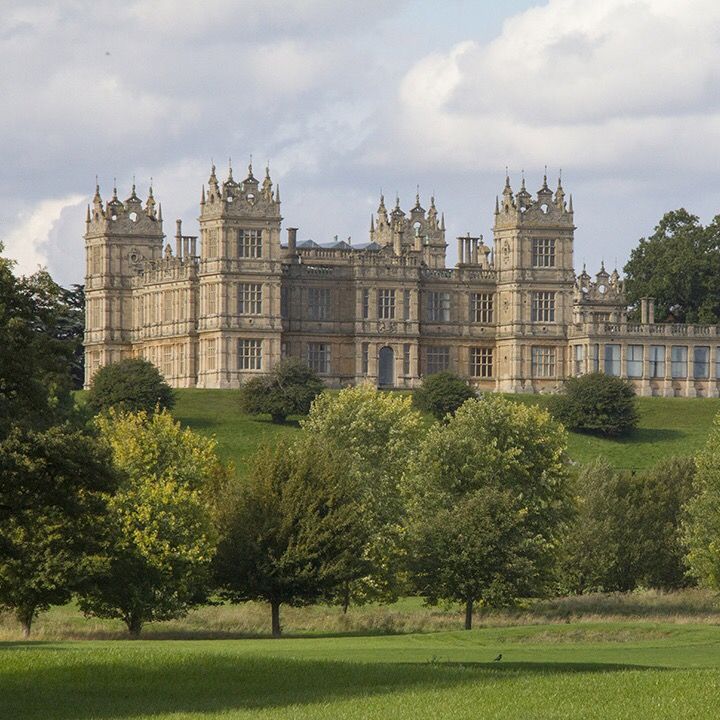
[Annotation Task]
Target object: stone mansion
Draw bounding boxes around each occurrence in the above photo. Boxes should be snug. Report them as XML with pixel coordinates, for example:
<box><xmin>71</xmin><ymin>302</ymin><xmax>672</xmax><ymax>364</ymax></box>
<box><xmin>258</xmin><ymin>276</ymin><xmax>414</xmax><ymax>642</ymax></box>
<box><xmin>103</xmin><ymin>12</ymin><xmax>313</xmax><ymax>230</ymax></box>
<box><xmin>84</xmin><ymin>163</ymin><xmax>720</xmax><ymax>397</ymax></box>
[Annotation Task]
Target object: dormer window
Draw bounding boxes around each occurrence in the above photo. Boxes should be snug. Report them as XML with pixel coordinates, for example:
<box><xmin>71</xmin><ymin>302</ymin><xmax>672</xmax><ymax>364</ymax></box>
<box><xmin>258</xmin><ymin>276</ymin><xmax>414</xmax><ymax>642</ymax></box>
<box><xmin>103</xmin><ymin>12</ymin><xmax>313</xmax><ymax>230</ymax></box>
<box><xmin>532</xmin><ymin>238</ymin><xmax>555</xmax><ymax>267</ymax></box>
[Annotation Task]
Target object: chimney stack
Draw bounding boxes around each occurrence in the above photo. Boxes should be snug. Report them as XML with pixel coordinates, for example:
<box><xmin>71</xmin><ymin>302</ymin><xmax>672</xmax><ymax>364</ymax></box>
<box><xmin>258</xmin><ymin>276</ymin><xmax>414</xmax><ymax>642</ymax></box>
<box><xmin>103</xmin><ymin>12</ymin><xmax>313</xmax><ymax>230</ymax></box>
<box><xmin>175</xmin><ymin>219</ymin><xmax>183</xmax><ymax>258</ymax></box>
<box><xmin>287</xmin><ymin>227</ymin><xmax>297</xmax><ymax>253</ymax></box>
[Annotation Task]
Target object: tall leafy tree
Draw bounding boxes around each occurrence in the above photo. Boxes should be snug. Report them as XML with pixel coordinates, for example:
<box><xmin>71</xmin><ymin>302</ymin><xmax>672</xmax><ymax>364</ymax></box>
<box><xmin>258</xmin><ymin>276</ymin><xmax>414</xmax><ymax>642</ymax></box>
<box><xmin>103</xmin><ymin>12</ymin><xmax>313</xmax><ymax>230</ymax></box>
<box><xmin>684</xmin><ymin>415</ymin><xmax>720</xmax><ymax>589</ymax></box>
<box><xmin>624</xmin><ymin>210</ymin><xmax>720</xmax><ymax>323</ymax></box>
<box><xmin>79</xmin><ymin>410</ymin><xmax>228</xmax><ymax>635</ymax></box>
<box><xmin>300</xmin><ymin>385</ymin><xmax>424</xmax><ymax>610</ymax></box>
<box><xmin>412</xmin><ymin>371</ymin><xmax>476</xmax><ymax>421</ymax></box>
<box><xmin>404</xmin><ymin>395</ymin><xmax>573</xmax><ymax>629</ymax></box>
<box><xmin>562</xmin><ymin>456</ymin><xmax>697</xmax><ymax>593</ymax></box>
<box><xmin>0</xmin><ymin>426</ymin><xmax>117</xmax><ymax>635</ymax></box>
<box><xmin>213</xmin><ymin>438</ymin><xmax>370</xmax><ymax>637</ymax></box>
<box><xmin>0</xmin><ymin>246</ymin><xmax>77</xmax><ymax>437</ymax></box>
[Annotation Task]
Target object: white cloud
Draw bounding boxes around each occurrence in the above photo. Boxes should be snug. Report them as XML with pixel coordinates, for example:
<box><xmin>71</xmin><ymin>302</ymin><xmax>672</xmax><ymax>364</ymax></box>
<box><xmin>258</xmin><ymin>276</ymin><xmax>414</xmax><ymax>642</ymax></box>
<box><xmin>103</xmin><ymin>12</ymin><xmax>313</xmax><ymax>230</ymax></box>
<box><xmin>394</xmin><ymin>0</ymin><xmax>720</xmax><ymax>172</ymax></box>
<box><xmin>4</xmin><ymin>196</ymin><xmax>84</xmax><ymax>277</ymax></box>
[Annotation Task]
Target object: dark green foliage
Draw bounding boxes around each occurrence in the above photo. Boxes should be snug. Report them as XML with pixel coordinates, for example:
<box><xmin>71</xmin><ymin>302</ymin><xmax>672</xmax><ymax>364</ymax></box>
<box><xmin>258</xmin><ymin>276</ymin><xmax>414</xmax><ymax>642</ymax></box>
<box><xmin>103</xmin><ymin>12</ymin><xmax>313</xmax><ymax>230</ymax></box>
<box><xmin>624</xmin><ymin>209</ymin><xmax>720</xmax><ymax>323</ymax></box>
<box><xmin>551</xmin><ymin>372</ymin><xmax>639</xmax><ymax>437</ymax></box>
<box><xmin>0</xmin><ymin>250</ymin><xmax>77</xmax><ymax>438</ymax></box>
<box><xmin>0</xmin><ymin>426</ymin><xmax>117</xmax><ymax>635</ymax></box>
<box><xmin>561</xmin><ymin>457</ymin><xmax>697</xmax><ymax>593</ymax></box>
<box><xmin>86</xmin><ymin>358</ymin><xmax>175</xmax><ymax>416</ymax></box>
<box><xmin>213</xmin><ymin>439</ymin><xmax>371</xmax><ymax>636</ymax></box>
<box><xmin>407</xmin><ymin>489</ymin><xmax>531</xmax><ymax>628</ymax></box>
<box><xmin>412</xmin><ymin>371</ymin><xmax>476</xmax><ymax>420</ymax></box>
<box><xmin>405</xmin><ymin>396</ymin><xmax>573</xmax><ymax>628</ymax></box>
<box><xmin>239</xmin><ymin>358</ymin><xmax>324</xmax><ymax>424</ymax></box>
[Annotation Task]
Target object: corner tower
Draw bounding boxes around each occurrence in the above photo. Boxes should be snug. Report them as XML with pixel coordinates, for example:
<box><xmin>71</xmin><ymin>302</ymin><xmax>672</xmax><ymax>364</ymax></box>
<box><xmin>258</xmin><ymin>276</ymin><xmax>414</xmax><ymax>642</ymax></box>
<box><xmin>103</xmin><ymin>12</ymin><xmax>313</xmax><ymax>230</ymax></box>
<box><xmin>84</xmin><ymin>182</ymin><xmax>164</xmax><ymax>386</ymax></box>
<box><xmin>493</xmin><ymin>172</ymin><xmax>575</xmax><ymax>391</ymax></box>
<box><xmin>196</xmin><ymin>161</ymin><xmax>283</xmax><ymax>387</ymax></box>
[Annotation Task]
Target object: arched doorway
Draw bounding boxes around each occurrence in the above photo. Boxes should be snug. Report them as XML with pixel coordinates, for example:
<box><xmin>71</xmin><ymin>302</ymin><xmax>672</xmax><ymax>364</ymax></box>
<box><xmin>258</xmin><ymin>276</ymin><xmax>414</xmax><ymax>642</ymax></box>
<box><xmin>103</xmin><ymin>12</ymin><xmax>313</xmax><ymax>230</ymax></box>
<box><xmin>378</xmin><ymin>346</ymin><xmax>395</xmax><ymax>388</ymax></box>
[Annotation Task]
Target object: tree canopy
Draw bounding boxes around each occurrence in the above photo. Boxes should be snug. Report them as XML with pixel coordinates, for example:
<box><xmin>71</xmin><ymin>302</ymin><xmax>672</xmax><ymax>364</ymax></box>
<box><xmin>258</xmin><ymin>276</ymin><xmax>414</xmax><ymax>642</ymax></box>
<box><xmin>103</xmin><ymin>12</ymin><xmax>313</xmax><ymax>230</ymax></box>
<box><xmin>86</xmin><ymin>358</ymin><xmax>175</xmax><ymax>416</ymax></box>
<box><xmin>239</xmin><ymin>358</ymin><xmax>324</xmax><ymax>424</ymax></box>
<box><xmin>551</xmin><ymin>372</ymin><xmax>639</xmax><ymax>438</ymax></box>
<box><xmin>412</xmin><ymin>371</ymin><xmax>476</xmax><ymax>421</ymax></box>
<box><xmin>79</xmin><ymin>410</ymin><xmax>227</xmax><ymax>635</ymax></box>
<box><xmin>213</xmin><ymin>438</ymin><xmax>370</xmax><ymax>636</ymax></box>
<box><xmin>300</xmin><ymin>385</ymin><xmax>424</xmax><ymax>608</ymax></box>
<box><xmin>624</xmin><ymin>209</ymin><xmax>720</xmax><ymax>323</ymax></box>
<box><xmin>404</xmin><ymin>395</ymin><xmax>573</xmax><ymax>628</ymax></box>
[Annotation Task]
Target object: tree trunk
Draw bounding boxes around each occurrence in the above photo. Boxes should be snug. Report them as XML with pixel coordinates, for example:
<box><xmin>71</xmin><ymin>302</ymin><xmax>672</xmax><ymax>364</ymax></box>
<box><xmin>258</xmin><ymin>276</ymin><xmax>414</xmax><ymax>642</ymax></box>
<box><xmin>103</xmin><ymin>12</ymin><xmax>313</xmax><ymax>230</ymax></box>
<box><xmin>271</xmin><ymin>600</ymin><xmax>281</xmax><ymax>638</ymax></box>
<box><xmin>17</xmin><ymin>605</ymin><xmax>35</xmax><ymax>638</ymax></box>
<box><xmin>464</xmin><ymin>599</ymin><xmax>473</xmax><ymax>631</ymax></box>
<box><xmin>126</xmin><ymin>613</ymin><xmax>143</xmax><ymax>638</ymax></box>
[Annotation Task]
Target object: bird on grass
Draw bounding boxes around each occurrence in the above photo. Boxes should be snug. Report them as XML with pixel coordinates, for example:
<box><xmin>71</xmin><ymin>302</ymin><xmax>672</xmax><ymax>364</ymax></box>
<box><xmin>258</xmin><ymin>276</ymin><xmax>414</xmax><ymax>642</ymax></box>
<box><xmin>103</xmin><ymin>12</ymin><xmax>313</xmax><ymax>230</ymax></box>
<box><xmin>492</xmin><ymin>653</ymin><xmax>502</xmax><ymax>662</ymax></box>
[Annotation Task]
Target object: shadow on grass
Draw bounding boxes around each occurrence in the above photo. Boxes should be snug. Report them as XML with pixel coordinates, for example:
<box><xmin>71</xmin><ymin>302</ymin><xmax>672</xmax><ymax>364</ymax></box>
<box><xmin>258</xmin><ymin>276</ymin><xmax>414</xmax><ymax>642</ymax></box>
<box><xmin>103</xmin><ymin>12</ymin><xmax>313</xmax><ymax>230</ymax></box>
<box><xmin>0</xmin><ymin>653</ymin><xmax>667</xmax><ymax>719</ymax></box>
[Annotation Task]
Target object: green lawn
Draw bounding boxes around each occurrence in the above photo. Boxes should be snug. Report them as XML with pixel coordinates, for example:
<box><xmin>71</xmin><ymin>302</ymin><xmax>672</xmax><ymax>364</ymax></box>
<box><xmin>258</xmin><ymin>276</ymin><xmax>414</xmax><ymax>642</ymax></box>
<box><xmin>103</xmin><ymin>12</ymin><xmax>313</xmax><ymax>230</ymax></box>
<box><xmin>173</xmin><ymin>390</ymin><xmax>720</xmax><ymax>473</ymax></box>
<box><xmin>2</xmin><ymin>623</ymin><xmax>719</xmax><ymax>719</ymax></box>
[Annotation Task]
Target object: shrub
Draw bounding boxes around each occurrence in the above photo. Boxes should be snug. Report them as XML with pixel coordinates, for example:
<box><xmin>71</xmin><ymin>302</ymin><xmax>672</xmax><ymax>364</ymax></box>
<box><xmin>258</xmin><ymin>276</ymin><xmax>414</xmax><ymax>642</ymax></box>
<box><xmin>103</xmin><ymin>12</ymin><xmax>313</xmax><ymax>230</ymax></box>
<box><xmin>550</xmin><ymin>372</ymin><xmax>638</xmax><ymax>437</ymax></box>
<box><xmin>412</xmin><ymin>372</ymin><xmax>476</xmax><ymax>421</ymax></box>
<box><xmin>239</xmin><ymin>358</ymin><xmax>324</xmax><ymax>424</ymax></box>
<box><xmin>86</xmin><ymin>358</ymin><xmax>174</xmax><ymax>416</ymax></box>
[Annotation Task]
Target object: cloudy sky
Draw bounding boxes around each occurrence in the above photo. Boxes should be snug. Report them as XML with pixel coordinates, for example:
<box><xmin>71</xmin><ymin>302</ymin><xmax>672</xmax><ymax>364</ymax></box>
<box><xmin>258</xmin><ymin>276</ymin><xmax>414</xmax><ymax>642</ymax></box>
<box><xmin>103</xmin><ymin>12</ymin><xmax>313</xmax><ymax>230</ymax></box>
<box><xmin>3</xmin><ymin>0</ymin><xmax>720</xmax><ymax>286</ymax></box>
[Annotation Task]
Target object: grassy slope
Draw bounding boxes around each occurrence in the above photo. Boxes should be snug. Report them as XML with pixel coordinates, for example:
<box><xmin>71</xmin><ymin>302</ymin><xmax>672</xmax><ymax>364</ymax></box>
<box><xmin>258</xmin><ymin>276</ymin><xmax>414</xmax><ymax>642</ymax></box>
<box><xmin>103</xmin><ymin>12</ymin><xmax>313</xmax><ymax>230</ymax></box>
<box><xmin>2</xmin><ymin>624</ymin><xmax>719</xmax><ymax>719</ymax></box>
<box><xmin>173</xmin><ymin>390</ymin><xmax>720</xmax><ymax>473</ymax></box>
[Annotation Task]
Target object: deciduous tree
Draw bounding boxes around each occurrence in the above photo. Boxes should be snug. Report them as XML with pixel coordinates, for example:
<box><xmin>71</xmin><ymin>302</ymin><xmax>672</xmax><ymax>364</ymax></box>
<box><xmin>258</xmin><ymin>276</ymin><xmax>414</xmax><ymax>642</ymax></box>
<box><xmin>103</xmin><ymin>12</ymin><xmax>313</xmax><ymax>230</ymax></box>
<box><xmin>86</xmin><ymin>358</ymin><xmax>175</xmax><ymax>416</ymax></box>
<box><xmin>213</xmin><ymin>439</ymin><xmax>370</xmax><ymax>637</ymax></box>
<box><xmin>300</xmin><ymin>385</ymin><xmax>424</xmax><ymax>609</ymax></box>
<box><xmin>412</xmin><ymin>371</ymin><xmax>476</xmax><ymax>421</ymax></box>
<box><xmin>405</xmin><ymin>395</ymin><xmax>572</xmax><ymax>629</ymax></box>
<box><xmin>239</xmin><ymin>358</ymin><xmax>324</xmax><ymax>424</ymax></box>
<box><xmin>79</xmin><ymin>410</ymin><xmax>227</xmax><ymax>636</ymax></box>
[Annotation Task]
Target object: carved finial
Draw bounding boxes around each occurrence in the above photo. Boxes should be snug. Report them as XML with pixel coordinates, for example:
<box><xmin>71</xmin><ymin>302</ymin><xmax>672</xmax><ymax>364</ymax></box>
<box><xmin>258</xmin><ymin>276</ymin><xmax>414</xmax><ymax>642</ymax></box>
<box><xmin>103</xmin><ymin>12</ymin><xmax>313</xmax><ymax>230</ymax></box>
<box><xmin>274</xmin><ymin>183</ymin><xmax>280</xmax><ymax>203</ymax></box>
<box><xmin>520</xmin><ymin>169</ymin><xmax>525</xmax><ymax>191</ymax></box>
<box><xmin>158</xmin><ymin>203</ymin><xmax>163</xmax><ymax>222</ymax></box>
<box><xmin>112</xmin><ymin>178</ymin><xmax>118</xmax><ymax>199</ymax></box>
<box><xmin>416</xmin><ymin>184</ymin><xmax>420</xmax><ymax>206</ymax></box>
<box><xmin>370</xmin><ymin>214</ymin><xmax>375</xmax><ymax>232</ymax></box>
<box><xmin>558</xmin><ymin>168</ymin><xmax>563</xmax><ymax>188</ymax></box>
<box><xmin>495</xmin><ymin>195</ymin><xmax>499</xmax><ymax>214</ymax></box>
<box><xmin>543</xmin><ymin>165</ymin><xmax>548</xmax><ymax>188</ymax></box>
<box><xmin>440</xmin><ymin>212</ymin><xmax>446</xmax><ymax>231</ymax></box>
<box><xmin>505</xmin><ymin>166</ymin><xmax>510</xmax><ymax>187</ymax></box>
<box><xmin>228</xmin><ymin>157</ymin><xmax>233</xmax><ymax>181</ymax></box>
<box><xmin>568</xmin><ymin>193</ymin><xmax>573</xmax><ymax>212</ymax></box>
<box><xmin>201</xmin><ymin>184</ymin><xmax>206</xmax><ymax>204</ymax></box>
<box><xmin>86</xmin><ymin>204</ymin><xmax>91</xmax><ymax>223</ymax></box>
<box><xmin>395</xmin><ymin>193</ymin><xmax>400</xmax><ymax>209</ymax></box>
<box><xmin>248</xmin><ymin>154</ymin><xmax>253</xmax><ymax>178</ymax></box>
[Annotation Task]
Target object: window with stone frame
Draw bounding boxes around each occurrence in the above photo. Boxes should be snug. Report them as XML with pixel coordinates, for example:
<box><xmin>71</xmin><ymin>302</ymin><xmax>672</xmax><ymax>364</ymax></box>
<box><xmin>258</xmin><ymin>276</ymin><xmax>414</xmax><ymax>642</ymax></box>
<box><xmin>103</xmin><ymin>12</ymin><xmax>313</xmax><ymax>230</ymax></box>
<box><xmin>531</xmin><ymin>346</ymin><xmax>556</xmax><ymax>378</ymax></box>
<box><xmin>470</xmin><ymin>292</ymin><xmax>494</xmax><ymax>323</ymax></box>
<box><xmin>531</xmin><ymin>291</ymin><xmax>555</xmax><ymax>322</ymax></box>
<box><xmin>308</xmin><ymin>287</ymin><xmax>331</xmax><ymax>320</ymax></box>
<box><xmin>427</xmin><ymin>291</ymin><xmax>451</xmax><ymax>322</ymax></box>
<box><xmin>403</xmin><ymin>290</ymin><xmax>411</xmax><ymax>321</ymax></box>
<box><xmin>206</xmin><ymin>339</ymin><xmax>216</xmax><ymax>371</ymax></box>
<box><xmin>362</xmin><ymin>289</ymin><xmax>370</xmax><ymax>319</ymax></box>
<box><xmin>162</xmin><ymin>346</ymin><xmax>173</xmax><ymax>378</ymax></box>
<box><xmin>470</xmin><ymin>347</ymin><xmax>493</xmax><ymax>378</ymax></box>
<box><xmin>604</xmin><ymin>344</ymin><xmax>621</xmax><ymax>376</ymax></box>
<box><xmin>650</xmin><ymin>345</ymin><xmax>665</xmax><ymax>378</ymax></box>
<box><xmin>626</xmin><ymin>345</ymin><xmax>643</xmax><ymax>378</ymax></box>
<box><xmin>403</xmin><ymin>343</ymin><xmax>411</xmax><ymax>375</ymax></box>
<box><xmin>307</xmin><ymin>342</ymin><xmax>331</xmax><ymax>374</ymax></box>
<box><xmin>361</xmin><ymin>343</ymin><xmax>369</xmax><ymax>375</ymax></box>
<box><xmin>378</xmin><ymin>289</ymin><xmax>396</xmax><ymax>320</ymax></box>
<box><xmin>207</xmin><ymin>284</ymin><xmax>217</xmax><ymax>315</ymax></box>
<box><xmin>694</xmin><ymin>346</ymin><xmax>710</xmax><ymax>379</ymax></box>
<box><xmin>532</xmin><ymin>238</ymin><xmax>556</xmax><ymax>267</ymax></box>
<box><xmin>205</xmin><ymin>228</ymin><xmax>219</xmax><ymax>258</ymax></box>
<box><xmin>671</xmin><ymin>345</ymin><xmax>688</xmax><ymax>378</ymax></box>
<box><xmin>238</xmin><ymin>339</ymin><xmax>262</xmax><ymax>370</ymax></box>
<box><xmin>425</xmin><ymin>346</ymin><xmax>450</xmax><ymax>374</ymax></box>
<box><xmin>163</xmin><ymin>291</ymin><xmax>173</xmax><ymax>323</ymax></box>
<box><xmin>238</xmin><ymin>282</ymin><xmax>263</xmax><ymax>315</ymax></box>
<box><xmin>573</xmin><ymin>345</ymin><xmax>584</xmax><ymax>375</ymax></box>
<box><xmin>237</xmin><ymin>228</ymin><xmax>262</xmax><ymax>258</ymax></box>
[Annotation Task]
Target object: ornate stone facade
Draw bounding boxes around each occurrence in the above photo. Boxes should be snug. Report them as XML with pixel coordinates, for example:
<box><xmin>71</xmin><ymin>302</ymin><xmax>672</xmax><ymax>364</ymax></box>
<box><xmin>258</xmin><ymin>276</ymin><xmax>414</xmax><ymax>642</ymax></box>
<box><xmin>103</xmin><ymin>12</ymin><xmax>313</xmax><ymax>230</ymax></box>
<box><xmin>84</xmin><ymin>165</ymin><xmax>720</xmax><ymax>397</ymax></box>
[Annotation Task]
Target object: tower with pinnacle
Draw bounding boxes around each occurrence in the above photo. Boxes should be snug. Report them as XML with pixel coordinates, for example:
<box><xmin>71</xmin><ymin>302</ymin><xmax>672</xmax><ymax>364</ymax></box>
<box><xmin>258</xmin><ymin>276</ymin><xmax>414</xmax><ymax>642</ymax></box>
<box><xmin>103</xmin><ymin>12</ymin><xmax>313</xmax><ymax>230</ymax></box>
<box><xmin>84</xmin><ymin>181</ymin><xmax>164</xmax><ymax>385</ymax></box>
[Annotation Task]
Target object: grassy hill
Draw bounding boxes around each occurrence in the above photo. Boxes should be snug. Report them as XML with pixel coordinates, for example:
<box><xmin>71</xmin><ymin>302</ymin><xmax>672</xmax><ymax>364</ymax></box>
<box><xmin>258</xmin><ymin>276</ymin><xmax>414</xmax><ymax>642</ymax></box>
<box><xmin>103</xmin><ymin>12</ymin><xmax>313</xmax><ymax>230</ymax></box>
<box><xmin>173</xmin><ymin>389</ymin><xmax>720</xmax><ymax>475</ymax></box>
